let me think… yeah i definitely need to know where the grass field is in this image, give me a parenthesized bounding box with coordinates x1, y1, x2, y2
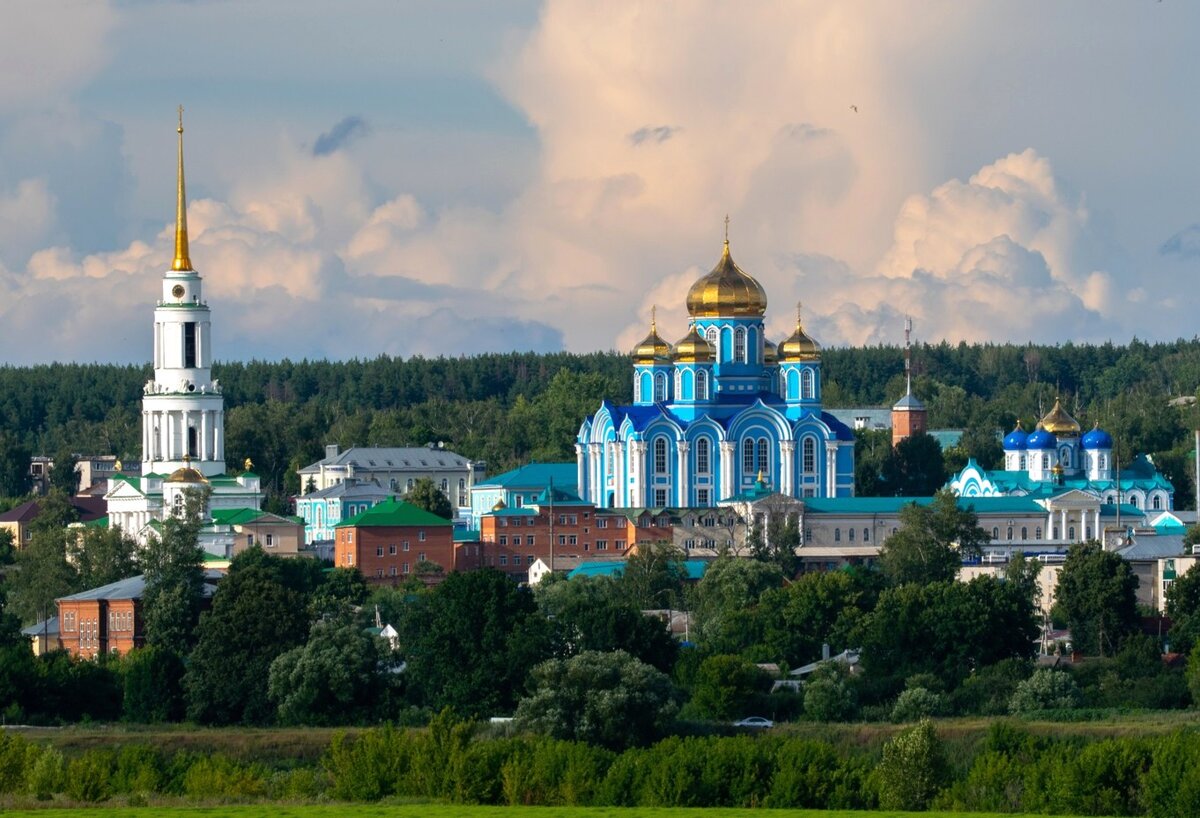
(0, 806, 1088, 818)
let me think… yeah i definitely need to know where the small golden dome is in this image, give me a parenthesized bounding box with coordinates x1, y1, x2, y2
(685, 240, 768, 318)
(491, 499, 507, 511)
(631, 308, 673, 364)
(778, 304, 821, 362)
(165, 465, 208, 484)
(672, 324, 715, 363)
(1040, 397, 1081, 436)
(763, 339, 778, 365)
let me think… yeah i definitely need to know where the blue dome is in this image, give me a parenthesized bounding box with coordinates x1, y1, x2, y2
(1025, 427, 1058, 450)
(1003, 424, 1028, 450)
(1081, 426, 1113, 450)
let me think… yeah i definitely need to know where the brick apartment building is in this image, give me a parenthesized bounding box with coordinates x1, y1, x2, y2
(55, 571, 220, 659)
(334, 499, 455, 585)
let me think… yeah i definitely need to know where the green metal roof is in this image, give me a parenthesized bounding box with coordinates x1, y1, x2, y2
(336, 498, 452, 529)
(476, 462, 577, 490)
(801, 496, 1045, 515)
(82, 515, 109, 529)
(568, 559, 709, 581)
(453, 529, 481, 542)
(209, 508, 269, 526)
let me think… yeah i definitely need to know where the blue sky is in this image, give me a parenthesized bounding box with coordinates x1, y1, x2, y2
(2, 1, 1199, 364)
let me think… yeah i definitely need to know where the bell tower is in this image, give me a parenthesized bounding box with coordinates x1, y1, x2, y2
(141, 108, 226, 478)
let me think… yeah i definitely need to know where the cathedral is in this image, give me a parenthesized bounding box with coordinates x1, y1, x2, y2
(576, 235, 855, 509)
(949, 398, 1174, 512)
(105, 111, 263, 540)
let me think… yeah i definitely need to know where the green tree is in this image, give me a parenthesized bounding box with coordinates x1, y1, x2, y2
(405, 477, 453, 520)
(619, 540, 686, 611)
(71, 526, 139, 590)
(756, 568, 883, 667)
(310, 567, 368, 619)
(688, 653, 770, 720)
(398, 568, 550, 717)
(535, 575, 678, 672)
(185, 547, 313, 724)
(1055, 541, 1139, 656)
(141, 490, 207, 656)
(0, 529, 14, 565)
(269, 617, 394, 725)
(121, 646, 186, 722)
(47, 446, 79, 496)
(514, 649, 677, 749)
(875, 719, 949, 810)
(1184, 524, 1200, 549)
(1008, 668, 1081, 713)
(1166, 561, 1200, 654)
(878, 489, 990, 585)
(0, 430, 31, 498)
(881, 432, 947, 496)
(689, 558, 782, 655)
(7, 492, 80, 625)
(747, 503, 801, 577)
(803, 664, 859, 722)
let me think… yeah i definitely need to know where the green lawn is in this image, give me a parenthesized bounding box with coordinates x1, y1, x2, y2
(0, 807, 1090, 818)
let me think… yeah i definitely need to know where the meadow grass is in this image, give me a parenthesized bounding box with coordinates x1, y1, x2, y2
(0, 806, 1095, 818)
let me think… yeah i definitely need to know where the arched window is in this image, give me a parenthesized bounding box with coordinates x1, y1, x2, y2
(1035, 526, 1043, 539)
(705, 326, 719, 351)
(1019, 455, 1027, 470)
(848, 527, 856, 542)
(802, 437, 817, 474)
(172, 493, 184, 517)
(696, 438, 711, 474)
(863, 528, 870, 542)
(742, 439, 755, 474)
(653, 438, 668, 474)
(1042, 455, 1049, 469)
(696, 369, 708, 401)
(992, 527, 999, 539)
(800, 368, 814, 399)
(1099, 454, 1107, 470)
(734, 328, 746, 363)
(1153, 494, 1163, 510)
(1021, 526, 1028, 539)
(756, 438, 769, 474)
(1007, 526, 1013, 540)
(654, 373, 667, 402)
(1132, 495, 1142, 509)
(1068, 525, 1076, 540)
(1059, 447, 1071, 468)
(834, 528, 841, 542)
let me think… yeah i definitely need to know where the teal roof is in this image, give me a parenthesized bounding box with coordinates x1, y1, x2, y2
(802, 496, 1045, 515)
(928, 430, 964, 449)
(487, 508, 537, 517)
(533, 485, 589, 506)
(336, 498, 452, 528)
(723, 478, 774, 503)
(453, 529, 481, 543)
(477, 462, 577, 490)
(568, 559, 709, 581)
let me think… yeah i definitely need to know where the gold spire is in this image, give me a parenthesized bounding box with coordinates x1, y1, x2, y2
(172, 105, 193, 272)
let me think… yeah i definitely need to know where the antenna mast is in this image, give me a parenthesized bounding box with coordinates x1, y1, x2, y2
(904, 315, 913, 396)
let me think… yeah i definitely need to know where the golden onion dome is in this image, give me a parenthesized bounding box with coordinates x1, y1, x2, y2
(491, 499, 507, 512)
(631, 308, 673, 364)
(685, 240, 768, 318)
(672, 324, 715, 363)
(165, 465, 208, 484)
(1040, 397, 1081, 436)
(778, 304, 821, 362)
(763, 339, 778, 365)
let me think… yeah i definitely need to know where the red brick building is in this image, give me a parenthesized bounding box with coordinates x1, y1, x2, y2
(56, 571, 220, 659)
(334, 499, 455, 585)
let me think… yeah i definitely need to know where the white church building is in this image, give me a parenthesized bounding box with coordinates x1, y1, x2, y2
(105, 111, 262, 542)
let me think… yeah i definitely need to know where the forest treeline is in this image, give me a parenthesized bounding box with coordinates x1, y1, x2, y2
(1, 340, 1198, 509)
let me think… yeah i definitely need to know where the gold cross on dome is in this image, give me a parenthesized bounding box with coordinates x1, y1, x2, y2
(724, 214, 730, 243)
(177, 104, 184, 133)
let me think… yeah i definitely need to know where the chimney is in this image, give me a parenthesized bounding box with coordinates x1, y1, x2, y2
(325, 444, 340, 460)
(822, 642, 831, 661)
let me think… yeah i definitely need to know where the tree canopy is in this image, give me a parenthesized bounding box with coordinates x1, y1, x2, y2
(1055, 541, 1140, 657)
(878, 489, 990, 585)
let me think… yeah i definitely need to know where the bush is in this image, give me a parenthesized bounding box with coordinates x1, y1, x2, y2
(0, 731, 34, 794)
(26, 746, 64, 800)
(1144, 729, 1200, 818)
(110, 744, 164, 795)
(182, 754, 269, 801)
(1008, 668, 1082, 713)
(686, 654, 768, 721)
(803, 668, 858, 722)
(324, 726, 415, 801)
(891, 687, 946, 722)
(875, 719, 949, 811)
(765, 738, 872, 809)
(65, 750, 114, 802)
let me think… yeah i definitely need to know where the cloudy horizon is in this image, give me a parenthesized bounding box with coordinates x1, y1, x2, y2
(2, 1, 1198, 365)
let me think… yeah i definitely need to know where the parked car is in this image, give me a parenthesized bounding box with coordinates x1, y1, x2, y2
(733, 716, 774, 729)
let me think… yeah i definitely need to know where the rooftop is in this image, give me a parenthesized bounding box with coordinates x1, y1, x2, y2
(299, 445, 474, 474)
(336, 498, 453, 528)
(475, 462, 577, 491)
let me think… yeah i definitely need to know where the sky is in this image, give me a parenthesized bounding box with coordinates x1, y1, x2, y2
(2, 0, 1199, 365)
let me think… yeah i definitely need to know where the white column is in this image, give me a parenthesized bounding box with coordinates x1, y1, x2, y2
(1094, 508, 1101, 541)
(590, 443, 603, 505)
(215, 412, 224, 460)
(676, 442, 690, 507)
(780, 441, 795, 497)
(631, 442, 646, 506)
(825, 442, 838, 498)
(1060, 509, 1068, 541)
(162, 412, 171, 463)
(200, 410, 209, 462)
(575, 444, 586, 505)
(719, 442, 735, 501)
(1046, 511, 1054, 540)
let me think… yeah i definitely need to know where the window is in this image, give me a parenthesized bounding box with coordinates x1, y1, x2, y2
(696, 438, 710, 474)
(1042, 455, 1049, 469)
(863, 528, 870, 542)
(742, 439, 755, 474)
(441, 479, 448, 493)
(801, 368, 814, 399)
(419, 530, 426, 541)
(802, 437, 817, 474)
(403, 541, 410, 551)
(654, 372, 667, 402)
(1035, 527, 1042, 539)
(1019, 455, 1027, 470)
(1007, 527, 1013, 541)
(756, 438, 769, 474)
(558, 535, 567, 545)
(697, 488, 710, 506)
(696, 369, 708, 400)
(705, 326, 719, 350)
(403, 562, 410, 574)
(183, 321, 197, 368)
(1021, 527, 1028, 539)
(834, 528, 841, 542)
(848, 528, 855, 542)
(500, 554, 508, 566)
(390, 565, 397, 576)
(418, 552, 426, 561)
(653, 437, 668, 474)
(598, 517, 608, 528)
(512, 536, 521, 546)
(266, 534, 275, 547)
(1099, 454, 1107, 470)
(389, 543, 397, 555)
(615, 539, 626, 549)
(992, 527, 999, 539)
(1069, 526, 1076, 540)
(499, 536, 507, 545)
(568, 535, 578, 545)
(376, 545, 384, 557)
(734, 328, 746, 363)
(528, 535, 536, 546)
(407, 478, 414, 490)
(596, 540, 608, 550)
(1153, 495, 1163, 510)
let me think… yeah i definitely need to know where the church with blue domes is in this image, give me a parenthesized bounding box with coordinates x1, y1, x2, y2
(949, 398, 1174, 512)
(576, 237, 855, 509)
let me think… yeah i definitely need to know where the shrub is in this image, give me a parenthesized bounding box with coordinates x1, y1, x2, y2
(687, 654, 769, 721)
(0, 731, 34, 794)
(110, 744, 164, 795)
(1144, 729, 1200, 818)
(766, 738, 872, 809)
(875, 718, 949, 811)
(26, 747, 65, 801)
(1009, 668, 1081, 713)
(891, 687, 946, 722)
(803, 668, 858, 722)
(65, 750, 114, 803)
(269, 767, 325, 800)
(182, 753, 269, 801)
(324, 726, 415, 801)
